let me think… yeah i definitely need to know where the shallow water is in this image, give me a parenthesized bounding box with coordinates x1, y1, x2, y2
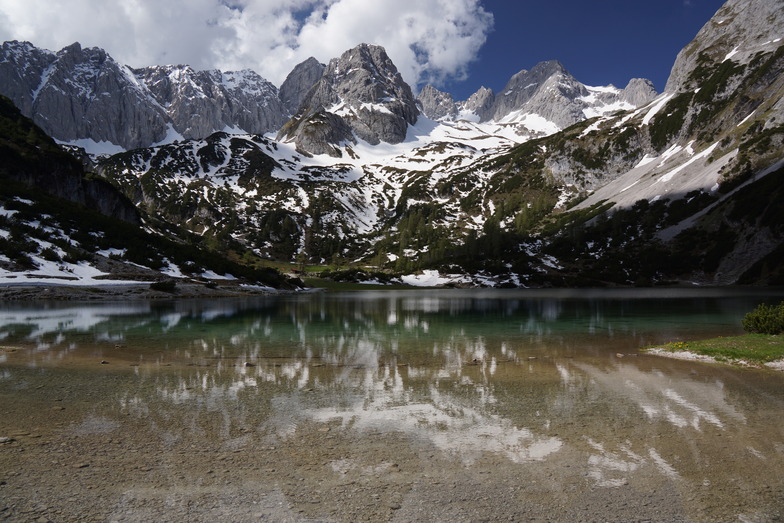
(1, 288, 784, 521)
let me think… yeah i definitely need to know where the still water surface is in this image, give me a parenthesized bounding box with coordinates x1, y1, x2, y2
(1, 288, 783, 521)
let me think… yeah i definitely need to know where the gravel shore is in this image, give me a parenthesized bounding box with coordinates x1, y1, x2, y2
(0, 282, 289, 301)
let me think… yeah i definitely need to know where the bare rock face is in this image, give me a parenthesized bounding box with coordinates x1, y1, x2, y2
(0, 41, 54, 115)
(457, 61, 656, 129)
(619, 78, 657, 107)
(665, 0, 784, 93)
(278, 44, 418, 156)
(417, 85, 458, 120)
(279, 57, 326, 114)
(134, 65, 288, 139)
(459, 87, 496, 121)
(0, 41, 289, 150)
(1, 41, 169, 149)
(490, 61, 585, 124)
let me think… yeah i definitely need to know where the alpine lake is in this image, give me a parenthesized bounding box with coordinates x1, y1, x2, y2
(1, 287, 783, 522)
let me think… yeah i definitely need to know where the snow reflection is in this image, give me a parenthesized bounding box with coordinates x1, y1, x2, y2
(2, 289, 781, 476)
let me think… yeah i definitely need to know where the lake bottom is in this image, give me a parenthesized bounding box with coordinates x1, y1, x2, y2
(2, 289, 784, 521)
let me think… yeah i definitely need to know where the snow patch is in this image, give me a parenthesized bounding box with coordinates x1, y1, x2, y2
(723, 46, 740, 62)
(642, 94, 674, 126)
(401, 270, 465, 287)
(58, 138, 125, 156)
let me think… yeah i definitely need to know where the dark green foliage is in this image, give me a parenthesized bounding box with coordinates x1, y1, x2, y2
(737, 242, 784, 285)
(0, 96, 83, 177)
(0, 176, 294, 289)
(150, 280, 177, 292)
(648, 93, 692, 150)
(742, 302, 784, 335)
(318, 268, 397, 284)
(197, 133, 230, 172)
(691, 55, 745, 104)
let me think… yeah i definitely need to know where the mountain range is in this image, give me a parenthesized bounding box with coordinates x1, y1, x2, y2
(0, 0, 782, 289)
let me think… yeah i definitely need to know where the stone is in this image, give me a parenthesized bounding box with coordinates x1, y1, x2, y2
(665, 0, 784, 93)
(279, 57, 326, 114)
(417, 85, 458, 120)
(278, 44, 418, 156)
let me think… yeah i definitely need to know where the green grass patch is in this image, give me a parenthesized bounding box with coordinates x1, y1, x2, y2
(653, 334, 784, 365)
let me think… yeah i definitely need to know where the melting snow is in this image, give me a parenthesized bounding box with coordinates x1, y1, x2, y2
(59, 137, 125, 156)
(723, 46, 740, 62)
(401, 270, 466, 287)
(642, 93, 674, 126)
(656, 142, 718, 184)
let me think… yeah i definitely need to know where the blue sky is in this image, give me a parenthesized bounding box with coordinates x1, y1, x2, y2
(446, 0, 727, 99)
(0, 0, 727, 98)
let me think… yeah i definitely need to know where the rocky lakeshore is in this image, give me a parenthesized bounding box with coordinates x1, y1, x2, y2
(0, 282, 293, 302)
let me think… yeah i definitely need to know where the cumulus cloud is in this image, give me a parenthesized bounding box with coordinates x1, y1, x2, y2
(0, 0, 493, 89)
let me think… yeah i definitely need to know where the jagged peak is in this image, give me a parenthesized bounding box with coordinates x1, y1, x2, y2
(530, 59, 568, 75)
(59, 41, 83, 54)
(2, 40, 48, 54)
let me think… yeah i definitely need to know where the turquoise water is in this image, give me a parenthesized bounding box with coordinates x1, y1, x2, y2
(1, 288, 784, 520)
(0, 288, 778, 364)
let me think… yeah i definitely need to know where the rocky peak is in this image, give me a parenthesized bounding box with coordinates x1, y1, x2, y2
(278, 43, 419, 156)
(24, 42, 170, 149)
(0, 40, 289, 151)
(0, 40, 56, 115)
(665, 0, 784, 93)
(619, 78, 657, 107)
(134, 64, 288, 139)
(417, 85, 457, 121)
(490, 60, 587, 123)
(279, 57, 326, 114)
(459, 86, 495, 121)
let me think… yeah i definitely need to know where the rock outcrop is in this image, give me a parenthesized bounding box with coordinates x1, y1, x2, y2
(279, 57, 326, 114)
(618, 78, 658, 107)
(278, 44, 418, 156)
(0, 41, 170, 149)
(665, 0, 784, 93)
(0, 41, 289, 150)
(458, 87, 496, 121)
(134, 65, 288, 139)
(426, 61, 656, 128)
(417, 85, 458, 121)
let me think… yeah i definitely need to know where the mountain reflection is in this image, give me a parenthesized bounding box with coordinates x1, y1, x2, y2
(2, 289, 783, 489)
(0, 289, 760, 357)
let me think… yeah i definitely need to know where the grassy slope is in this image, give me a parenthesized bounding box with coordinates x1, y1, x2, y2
(648, 334, 784, 367)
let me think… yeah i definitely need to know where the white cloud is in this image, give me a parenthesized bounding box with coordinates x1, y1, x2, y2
(0, 0, 493, 90)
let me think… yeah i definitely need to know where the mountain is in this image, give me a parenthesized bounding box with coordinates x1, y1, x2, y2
(2, 0, 782, 288)
(0, 94, 139, 223)
(0, 40, 654, 155)
(665, 0, 783, 93)
(133, 65, 288, 141)
(0, 41, 169, 150)
(277, 44, 419, 157)
(417, 85, 458, 121)
(419, 61, 657, 135)
(0, 41, 289, 150)
(0, 94, 297, 291)
(279, 57, 327, 114)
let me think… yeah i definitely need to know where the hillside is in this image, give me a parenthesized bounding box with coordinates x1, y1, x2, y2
(1, 0, 782, 288)
(0, 95, 299, 292)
